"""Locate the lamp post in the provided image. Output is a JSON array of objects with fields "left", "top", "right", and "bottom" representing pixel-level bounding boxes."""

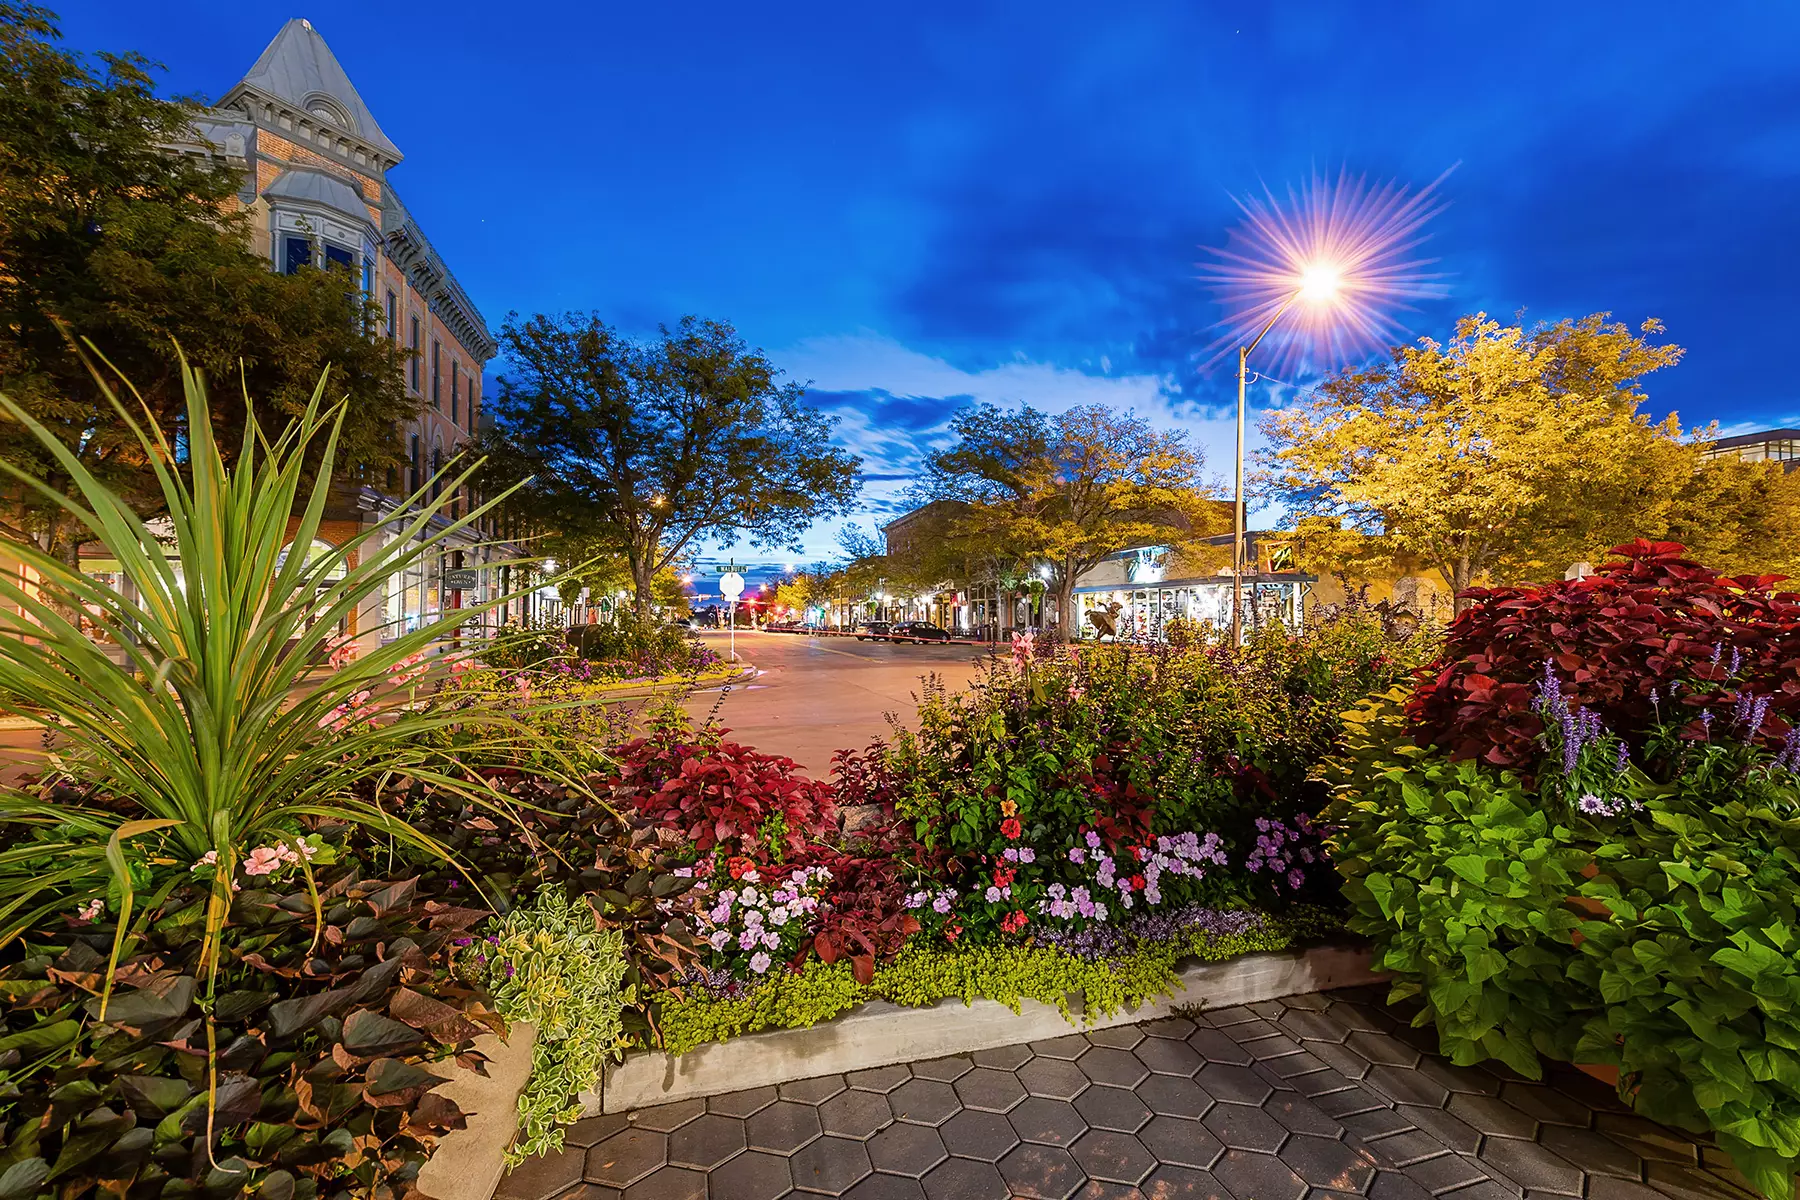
[{"left": 1230, "top": 266, "right": 1339, "bottom": 645}]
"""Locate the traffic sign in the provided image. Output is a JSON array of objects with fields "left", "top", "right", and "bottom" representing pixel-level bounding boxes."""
[{"left": 719, "top": 571, "right": 745, "bottom": 601}]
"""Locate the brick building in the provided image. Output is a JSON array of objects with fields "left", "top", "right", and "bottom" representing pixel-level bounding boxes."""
[{"left": 163, "top": 18, "right": 527, "bottom": 647}]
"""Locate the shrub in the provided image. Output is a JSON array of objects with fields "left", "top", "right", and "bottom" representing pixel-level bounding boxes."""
[
  {"left": 608, "top": 728, "right": 837, "bottom": 860},
  {"left": 1329, "top": 554, "right": 1800, "bottom": 1200},
  {"left": 1407, "top": 540, "right": 1800, "bottom": 769},
  {"left": 0, "top": 866, "right": 492, "bottom": 1200},
  {"left": 563, "top": 614, "right": 721, "bottom": 682},
  {"left": 465, "top": 890, "right": 631, "bottom": 1165}
]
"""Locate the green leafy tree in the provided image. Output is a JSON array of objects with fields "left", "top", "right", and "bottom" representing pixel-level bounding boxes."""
[
  {"left": 0, "top": 5, "right": 414, "bottom": 567},
  {"left": 473, "top": 312, "right": 862, "bottom": 615},
  {"left": 924, "top": 403, "right": 1220, "bottom": 640}
]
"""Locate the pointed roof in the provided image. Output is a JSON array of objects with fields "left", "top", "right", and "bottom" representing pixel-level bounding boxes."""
[{"left": 229, "top": 18, "right": 401, "bottom": 160}]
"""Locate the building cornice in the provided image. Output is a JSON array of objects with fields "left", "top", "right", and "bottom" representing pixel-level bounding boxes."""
[{"left": 217, "top": 83, "right": 403, "bottom": 176}]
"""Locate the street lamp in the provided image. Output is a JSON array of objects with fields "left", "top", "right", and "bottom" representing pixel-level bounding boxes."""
[{"left": 1230, "top": 265, "right": 1340, "bottom": 646}]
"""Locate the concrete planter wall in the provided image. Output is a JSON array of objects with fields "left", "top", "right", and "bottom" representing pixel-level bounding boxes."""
[{"left": 416, "top": 1023, "right": 538, "bottom": 1200}]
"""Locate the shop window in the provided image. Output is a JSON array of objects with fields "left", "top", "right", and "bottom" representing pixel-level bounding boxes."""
[
  {"left": 409, "top": 317, "right": 421, "bottom": 391},
  {"left": 283, "top": 236, "right": 312, "bottom": 274}
]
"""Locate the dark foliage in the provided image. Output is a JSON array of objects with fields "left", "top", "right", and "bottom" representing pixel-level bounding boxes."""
[{"left": 1407, "top": 540, "right": 1800, "bottom": 768}]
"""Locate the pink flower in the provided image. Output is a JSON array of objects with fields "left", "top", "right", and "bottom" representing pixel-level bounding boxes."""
[{"left": 241, "top": 846, "right": 286, "bottom": 877}]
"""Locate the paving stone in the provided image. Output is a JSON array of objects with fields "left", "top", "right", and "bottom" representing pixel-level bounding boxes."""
[
  {"left": 1244, "top": 1033, "right": 1309, "bottom": 1062},
  {"left": 1031, "top": 1033, "right": 1092, "bottom": 1060},
  {"left": 842, "top": 1174, "right": 925, "bottom": 1200},
  {"left": 1536, "top": 1123, "right": 1646, "bottom": 1180},
  {"left": 790, "top": 1135, "right": 874, "bottom": 1194},
  {"left": 1079, "top": 1046, "right": 1152, "bottom": 1089},
  {"left": 745, "top": 1100, "right": 823, "bottom": 1153},
  {"left": 1279, "top": 1007, "right": 1356, "bottom": 1044},
  {"left": 1135, "top": 1113, "right": 1224, "bottom": 1170},
  {"left": 619, "top": 1167, "right": 705, "bottom": 1200},
  {"left": 1133, "top": 1036, "right": 1204, "bottom": 1078},
  {"left": 1584, "top": 1177, "right": 1669, "bottom": 1200},
  {"left": 955, "top": 1067, "right": 1028, "bottom": 1113},
  {"left": 940, "top": 1108, "right": 1020, "bottom": 1161},
  {"left": 1249, "top": 1000, "right": 1289, "bottom": 1020},
  {"left": 1075, "top": 1083, "right": 1153, "bottom": 1133},
  {"left": 820, "top": 1088, "right": 895, "bottom": 1139},
  {"left": 1414, "top": 1054, "right": 1502, "bottom": 1097},
  {"left": 848, "top": 1064, "right": 913, "bottom": 1094},
  {"left": 1218, "top": 1017, "right": 1284, "bottom": 1043},
  {"left": 1010, "top": 1096, "right": 1089, "bottom": 1147},
  {"left": 868, "top": 1122, "right": 949, "bottom": 1177},
  {"left": 1476, "top": 1137, "right": 1583, "bottom": 1196},
  {"left": 921, "top": 1156, "right": 1008, "bottom": 1200},
  {"left": 1495, "top": 1082, "right": 1590, "bottom": 1129},
  {"left": 1264, "top": 1048, "right": 1330, "bottom": 1079},
  {"left": 1347, "top": 1030, "right": 1425, "bottom": 1069},
  {"left": 1263, "top": 1091, "right": 1344, "bottom": 1138},
  {"left": 1195, "top": 1062, "right": 1274, "bottom": 1106},
  {"left": 1447, "top": 1093, "right": 1539, "bottom": 1142},
  {"left": 1281, "top": 1133, "right": 1378, "bottom": 1192},
  {"left": 566, "top": 1114, "right": 631, "bottom": 1148},
  {"left": 1312, "top": 1041, "right": 1377, "bottom": 1081},
  {"left": 1071, "top": 1128, "right": 1156, "bottom": 1185},
  {"left": 1367, "top": 1063, "right": 1453, "bottom": 1110},
  {"left": 1086, "top": 1026, "right": 1146, "bottom": 1050},
  {"left": 1201, "top": 1100, "right": 1288, "bottom": 1154},
  {"left": 909, "top": 1055, "right": 974, "bottom": 1082},
  {"left": 889, "top": 1078, "right": 961, "bottom": 1126},
  {"left": 1186, "top": 1026, "right": 1254, "bottom": 1066},
  {"left": 972, "top": 1043, "right": 1035, "bottom": 1070},
  {"left": 559, "top": 1185, "right": 622, "bottom": 1200},
  {"left": 1141, "top": 1016, "right": 1198, "bottom": 1039},
  {"left": 1205, "top": 1005, "right": 1260, "bottom": 1027},
  {"left": 1290, "top": 1068, "right": 1359, "bottom": 1099},
  {"left": 998, "top": 1142, "right": 1087, "bottom": 1200},
  {"left": 1315, "top": 1087, "right": 1394, "bottom": 1120},
  {"left": 781, "top": 1075, "right": 848, "bottom": 1105},
  {"left": 1281, "top": 992, "right": 1333, "bottom": 1012},
  {"left": 1070, "top": 1182, "right": 1141, "bottom": 1200},
  {"left": 1438, "top": 1183, "right": 1519, "bottom": 1200},
  {"left": 1403, "top": 1150, "right": 1491, "bottom": 1195},
  {"left": 1133, "top": 1072, "right": 1212, "bottom": 1119},
  {"left": 498, "top": 1147, "right": 584, "bottom": 1200},
  {"left": 1018, "top": 1055, "right": 1091, "bottom": 1100},
  {"left": 1341, "top": 1110, "right": 1420, "bottom": 1143},
  {"left": 1138, "top": 1164, "right": 1231, "bottom": 1199},
  {"left": 630, "top": 1100, "right": 705, "bottom": 1133},
  {"left": 586, "top": 1129, "right": 669, "bottom": 1189},
  {"left": 1594, "top": 1112, "right": 1701, "bottom": 1165},
  {"left": 666, "top": 1113, "right": 746, "bottom": 1170},
  {"left": 1368, "top": 1169, "right": 1437, "bottom": 1200},
  {"left": 708, "top": 1086, "right": 780, "bottom": 1118},
  {"left": 1330, "top": 1003, "right": 1396, "bottom": 1036},
  {"left": 1213, "top": 1147, "right": 1308, "bottom": 1200},
  {"left": 1365, "top": 1130, "right": 1453, "bottom": 1170},
  {"left": 707, "top": 1150, "right": 793, "bottom": 1200},
  {"left": 1396, "top": 1103, "right": 1482, "bottom": 1154}
]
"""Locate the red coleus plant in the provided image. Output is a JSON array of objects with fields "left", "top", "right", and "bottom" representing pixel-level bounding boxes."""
[
  {"left": 609, "top": 728, "right": 838, "bottom": 858},
  {"left": 789, "top": 836, "right": 920, "bottom": 984},
  {"left": 1407, "top": 540, "right": 1800, "bottom": 768}
]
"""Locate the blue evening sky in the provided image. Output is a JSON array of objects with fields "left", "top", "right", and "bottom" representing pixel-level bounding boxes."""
[{"left": 65, "top": 2, "right": 1800, "bottom": 566}]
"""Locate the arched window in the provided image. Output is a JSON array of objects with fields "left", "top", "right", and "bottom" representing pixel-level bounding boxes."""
[{"left": 430, "top": 440, "right": 444, "bottom": 502}]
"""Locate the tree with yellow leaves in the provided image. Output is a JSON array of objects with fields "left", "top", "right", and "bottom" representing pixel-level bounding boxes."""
[{"left": 1265, "top": 312, "right": 1800, "bottom": 609}]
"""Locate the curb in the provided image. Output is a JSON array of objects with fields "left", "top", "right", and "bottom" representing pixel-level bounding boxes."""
[{"left": 589, "top": 942, "right": 1378, "bottom": 1114}]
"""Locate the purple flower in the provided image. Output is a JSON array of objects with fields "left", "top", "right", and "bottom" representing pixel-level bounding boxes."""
[
  {"left": 749, "top": 951, "right": 772, "bottom": 974},
  {"left": 985, "top": 886, "right": 1003, "bottom": 903},
  {"left": 1068, "top": 847, "right": 1086, "bottom": 865},
  {"left": 1017, "top": 847, "right": 1036, "bottom": 864}
]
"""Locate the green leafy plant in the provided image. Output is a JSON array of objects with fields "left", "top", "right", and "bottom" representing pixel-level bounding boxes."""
[{"left": 466, "top": 889, "right": 631, "bottom": 1165}]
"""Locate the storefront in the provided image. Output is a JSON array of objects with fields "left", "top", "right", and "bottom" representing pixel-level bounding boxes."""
[{"left": 1070, "top": 543, "right": 1312, "bottom": 641}]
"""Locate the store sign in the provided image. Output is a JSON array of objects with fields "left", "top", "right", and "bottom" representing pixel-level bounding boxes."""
[
  {"left": 443, "top": 569, "right": 480, "bottom": 590},
  {"left": 1128, "top": 546, "right": 1168, "bottom": 584}
]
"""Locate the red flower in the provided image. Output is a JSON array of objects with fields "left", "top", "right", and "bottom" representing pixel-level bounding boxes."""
[
  {"left": 1130, "top": 874, "right": 1147, "bottom": 892},
  {"left": 994, "top": 867, "right": 1016, "bottom": 887},
  {"left": 1001, "top": 910, "right": 1028, "bottom": 934},
  {"left": 727, "top": 856, "right": 756, "bottom": 880},
  {"left": 945, "top": 921, "right": 962, "bottom": 944},
  {"left": 1000, "top": 818, "right": 1023, "bottom": 840}
]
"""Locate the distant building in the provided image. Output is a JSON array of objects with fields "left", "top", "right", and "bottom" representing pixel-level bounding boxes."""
[
  {"left": 1070, "top": 532, "right": 1313, "bottom": 640},
  {"left": 162, "top": 19, "right": 525, "bottom": 644},
  {"left": 1702, "top": 429, "right": 1800, "bottom": 472}
]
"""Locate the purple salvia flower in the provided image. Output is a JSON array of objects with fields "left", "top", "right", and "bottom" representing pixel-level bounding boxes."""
[{"left": 1615, "top": 742, "right": 1630, "bottom": 773}]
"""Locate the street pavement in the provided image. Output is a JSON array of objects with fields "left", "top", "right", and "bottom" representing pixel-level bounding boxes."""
[
  {"left": 500, "top": 985, "right": 1746, "bottom": 1200},
  {"left": 680, "top": 630, "right": 997, "bottom": 774}
]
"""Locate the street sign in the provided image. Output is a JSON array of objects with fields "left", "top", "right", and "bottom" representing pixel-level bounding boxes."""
[
  {"left": 719, "top": 571, "right": 745, "bottom": 601},
  {"left": 444, "top": 568, "right": 479, "bottom": 590}
]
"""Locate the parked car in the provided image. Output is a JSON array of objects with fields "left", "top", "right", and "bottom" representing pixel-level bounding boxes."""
[
  {"left": 854, "top": 621, "right": 892, "bottom": 640},
  {"left": 668, "top": 617, "right": 693, "bottom": 628},
  {"left": 891, "top": 621, "right": 953, "bottom": 643},
  {"left": 766, "top": 620, "right": 801, "bottom": 632}
]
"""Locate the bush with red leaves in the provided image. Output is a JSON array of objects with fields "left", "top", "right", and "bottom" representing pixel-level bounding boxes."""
[
  {"left": 1406, "top": 540, "right": 1800, "bottom": 769},
  {"left": 609, "top": 728, "right": 838, "bottom": 859},
  {"left": 790, "top": 834, "right": 922, "bottom": 983}
]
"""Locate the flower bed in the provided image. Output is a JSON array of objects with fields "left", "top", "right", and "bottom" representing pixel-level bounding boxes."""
[{"left": 1327, "top": 542, "right": 1800, "bottom": 1199}]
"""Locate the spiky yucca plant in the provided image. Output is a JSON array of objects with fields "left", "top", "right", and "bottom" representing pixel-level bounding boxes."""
[{"left": 0, "top": 352, "right": 560, "bottom": 965}]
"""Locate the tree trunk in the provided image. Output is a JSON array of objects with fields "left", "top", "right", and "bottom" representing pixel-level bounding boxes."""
[
  {"left": 629, "top": 553, "right": 655, "bottom": 618},
  {"left": 1451, "top": 553, "right": 1474, "bottom": 616},
  {"left": 1053, "top": 578, "right": 1075, "bottom": 643}
]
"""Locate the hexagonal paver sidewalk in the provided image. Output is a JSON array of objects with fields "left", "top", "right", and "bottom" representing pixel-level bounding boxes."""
[{"left": 498, "top": 986, "right": 1755, "bottom": 1200}]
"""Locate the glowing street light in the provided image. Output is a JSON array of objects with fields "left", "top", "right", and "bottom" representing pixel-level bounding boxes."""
[{"left": 1203, "top": 171, "right": 1447, "bottom": 644}]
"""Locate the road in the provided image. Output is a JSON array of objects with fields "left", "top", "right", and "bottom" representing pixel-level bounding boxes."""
[{"left": 681, "top": 629, "right": 996, "bottom": 773}]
